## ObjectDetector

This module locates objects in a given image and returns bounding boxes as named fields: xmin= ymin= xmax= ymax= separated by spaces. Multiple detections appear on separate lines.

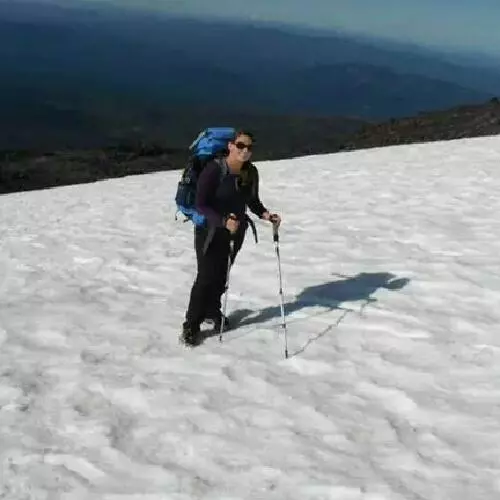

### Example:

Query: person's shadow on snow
xmin=225 ymin=272 xmax=410 ymax=354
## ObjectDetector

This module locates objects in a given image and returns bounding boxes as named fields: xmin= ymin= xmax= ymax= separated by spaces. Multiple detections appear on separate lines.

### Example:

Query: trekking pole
xmin=220 ymin=239 xmax=234 ymax=342
xmin=272 ymin=222 xmax=289 ymax=359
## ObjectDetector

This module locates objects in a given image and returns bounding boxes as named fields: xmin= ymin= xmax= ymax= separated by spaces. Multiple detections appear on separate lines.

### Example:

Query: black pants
xmin=185 ymin=225 xmax=245 ymax=327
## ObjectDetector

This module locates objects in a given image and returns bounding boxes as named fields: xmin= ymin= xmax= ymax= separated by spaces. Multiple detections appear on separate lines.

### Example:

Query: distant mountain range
xmin=0 ymin=0 xmax=499 ymax=151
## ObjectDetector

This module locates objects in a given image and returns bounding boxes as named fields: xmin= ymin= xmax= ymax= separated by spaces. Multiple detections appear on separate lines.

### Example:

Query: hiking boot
xmin=179 ymin=321 xmax=201 ymax=347
xmin=205 ymin=312 xmax=231 ymax=332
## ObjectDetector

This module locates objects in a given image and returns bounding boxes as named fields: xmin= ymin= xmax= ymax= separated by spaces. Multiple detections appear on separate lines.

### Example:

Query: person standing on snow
xmin=181 ymin=130 xmax=281 ymax=346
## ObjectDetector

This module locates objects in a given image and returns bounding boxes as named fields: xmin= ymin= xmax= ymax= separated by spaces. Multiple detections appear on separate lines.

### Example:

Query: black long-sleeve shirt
xmin=195 ymin=159 xmax=267 ymax=228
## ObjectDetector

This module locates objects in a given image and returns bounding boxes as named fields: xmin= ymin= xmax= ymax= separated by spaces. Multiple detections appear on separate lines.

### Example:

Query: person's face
xmin=228 ymin=134 xmax=253 ymax=163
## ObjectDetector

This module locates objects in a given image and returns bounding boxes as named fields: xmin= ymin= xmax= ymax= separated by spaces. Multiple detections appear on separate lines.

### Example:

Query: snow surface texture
xmin=1 ymin=135 xmax=500 ymax=499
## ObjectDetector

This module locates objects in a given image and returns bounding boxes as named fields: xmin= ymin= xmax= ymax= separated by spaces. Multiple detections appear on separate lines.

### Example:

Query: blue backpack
xmin=175 ymin=127 xmax=235 ymax=226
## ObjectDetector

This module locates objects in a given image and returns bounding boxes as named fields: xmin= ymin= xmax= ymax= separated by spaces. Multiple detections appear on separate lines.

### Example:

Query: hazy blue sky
xmin=59 ymin=0 xmax=500 ymax=57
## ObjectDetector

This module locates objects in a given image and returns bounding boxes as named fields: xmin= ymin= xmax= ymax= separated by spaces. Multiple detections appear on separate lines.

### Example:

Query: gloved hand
xmin=268 ymin=213 xmax=281 ymax=228
xmin=225 ymin=213 xmax=239 ymax=234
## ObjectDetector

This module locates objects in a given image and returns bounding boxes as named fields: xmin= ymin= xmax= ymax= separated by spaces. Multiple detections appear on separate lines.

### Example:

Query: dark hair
xmin=231 ymin=129 xmax=255 ymax=143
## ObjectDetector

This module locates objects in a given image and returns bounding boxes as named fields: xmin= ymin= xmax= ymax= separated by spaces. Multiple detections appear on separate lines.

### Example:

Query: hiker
xmin=181 ymin=130 xmax=281 ymax=345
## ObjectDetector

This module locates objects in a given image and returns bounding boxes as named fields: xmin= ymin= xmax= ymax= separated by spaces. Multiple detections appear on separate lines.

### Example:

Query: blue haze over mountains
xmin=1 ymin=0 xmax=499 ymax=149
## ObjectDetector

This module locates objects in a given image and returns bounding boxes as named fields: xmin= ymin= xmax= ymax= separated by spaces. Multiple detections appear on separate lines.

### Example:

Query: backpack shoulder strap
xmin=213 ymin=157 xmax=229 ymax=183
xmin=200 ymin=158 xmax=230 ymax=255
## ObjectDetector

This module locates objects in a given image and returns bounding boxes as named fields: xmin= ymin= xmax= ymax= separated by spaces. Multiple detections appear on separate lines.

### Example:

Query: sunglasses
xmin=234 ymin=141 xmax=253 ymax=151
